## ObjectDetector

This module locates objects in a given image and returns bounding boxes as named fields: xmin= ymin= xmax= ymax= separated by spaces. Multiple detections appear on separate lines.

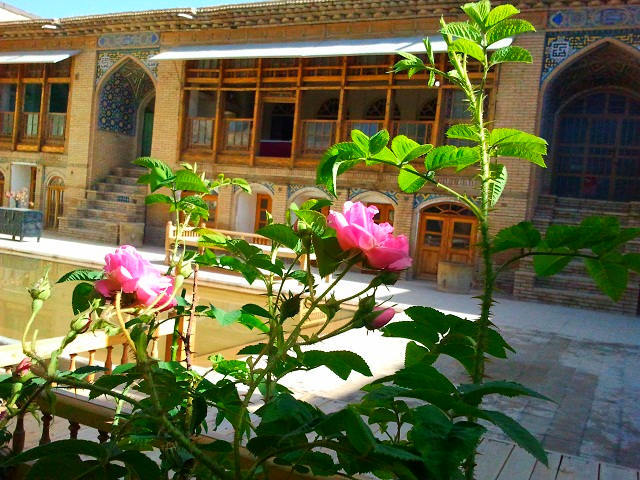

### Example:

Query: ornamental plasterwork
xmin=541 ymin=29 xmax=640 ymax=82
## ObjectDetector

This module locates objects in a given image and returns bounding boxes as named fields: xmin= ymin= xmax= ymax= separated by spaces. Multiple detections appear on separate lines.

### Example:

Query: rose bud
xmin=366 ymin=306 xmax=396 ymax=330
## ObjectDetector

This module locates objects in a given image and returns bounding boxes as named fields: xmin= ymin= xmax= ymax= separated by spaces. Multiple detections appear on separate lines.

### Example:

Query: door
xmin=417 ymin=204 xmax=477 ymax=278
xmin=141 ymin=111 xmax=154 ymax=157
xmin=254 ymin=194 xmax=272 ymax=231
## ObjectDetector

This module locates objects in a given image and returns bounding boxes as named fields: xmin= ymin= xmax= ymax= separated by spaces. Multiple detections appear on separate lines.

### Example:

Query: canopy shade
xmin=0 ymin=50 xmax=80 ymax=64
xmin=150 ymin=36 xmax=512 ymax=61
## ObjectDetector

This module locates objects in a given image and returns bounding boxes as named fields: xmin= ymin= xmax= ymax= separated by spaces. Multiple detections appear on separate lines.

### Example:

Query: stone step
xmin=95 ymin=182 xmax=147 ymax=195
xmin=112 ymin=166 xmax=148 ymax=178
xmin=93 ymin=190 xmax=146 ymax=205
xmin=58 ymin=219 xmax=118 ymax=245
xmin=66 ymin=206 xmax=141 ymax=224
xmin=84 ymin=198 xmax=145 ymax=216
xmin=104 ymin=175 xmax=140 ymax=186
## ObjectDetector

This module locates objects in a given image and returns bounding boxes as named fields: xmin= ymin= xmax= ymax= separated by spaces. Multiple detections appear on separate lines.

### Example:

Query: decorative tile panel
xmin=347 ymin=189 xmax=399 ymax=204
xmin=97 ymin=32 xmax=160 ymax=49
xmin=98 ymin=71 xmax=136 ymax=136
xmin=541 ymin=29 xmax=640 ymax=82
xmin=96 ymin=48 xmax=159 ymax=83
xmin=548 ymin=7 xmax=640 ymax=29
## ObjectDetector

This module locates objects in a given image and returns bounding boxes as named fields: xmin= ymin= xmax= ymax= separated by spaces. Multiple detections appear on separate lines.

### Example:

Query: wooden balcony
xmin=392 ymin=120 xmax=434 ymax=145
xmin=45 ymin=112 xmax=66 ymax=144
xmin=301 ymin=119 xmax=336 ymax=156
xmin=185 ymin=116 xmax=214 ymax=150
xmin=19 ymin=112 xmax=39 ymax=143
xmin=0 ymin=111 xmax=13 ymax=140
xmin=343 ymin=120 xmax=383 ymax=139
xmin=222 ymin=118 xmax=252 ymax=152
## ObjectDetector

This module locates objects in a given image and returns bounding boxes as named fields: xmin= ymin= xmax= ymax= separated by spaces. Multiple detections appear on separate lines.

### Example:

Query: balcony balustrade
xmin=301 ymin=119 xmax=336 ymax=156
xmin=0 ymin=111 xmax=13 ymax=139
xmin=45 ymin=113 xmax=66 ymax=144
xmin=186 ymin=116 xmax=214 ymax=150
xmin=223 ymin=118 xmax=252 ymax=151
xmin=20 ymin=112 xmax=39 ymax=142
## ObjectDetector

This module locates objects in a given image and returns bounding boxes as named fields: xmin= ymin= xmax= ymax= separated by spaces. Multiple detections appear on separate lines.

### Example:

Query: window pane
xmin=451 ymin=237 xmax=470 ymax=249
xmin=453 ymin=222 xmax=472 ymax=235
xmin=0 ymin=84 xmax=16 ymax=111
xmin=424 ymin=234 xmax=441 ymax=246
xmin=187 ymin=90 xmax=216 ymax=118
xmin=426 ymin=219 xmax=442 ymax=232
xmin=23 ymin=84 xmax=42 ymax=113
xmin=49 ymin=84 xmax=69 ymax=113
xmin=589 ymin=119 xmax=617 ymax=145
xmin=585 ymin=93 xmax=606 ymax=114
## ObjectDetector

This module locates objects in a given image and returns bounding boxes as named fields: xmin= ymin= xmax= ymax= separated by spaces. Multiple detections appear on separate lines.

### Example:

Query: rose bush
xmin=328 ymin=201 xmax=412 ymax=271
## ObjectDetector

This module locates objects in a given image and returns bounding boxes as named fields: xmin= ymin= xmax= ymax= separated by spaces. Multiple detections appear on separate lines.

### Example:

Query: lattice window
xmin=317 ymin=98 xmax=339 ymax=119
xmin=423 ymin=203 xmax=474 ymax=216
xmin=553 ymin=90 xmax=640 ymax=201
xmin=364 ymin=98 xmax=400 ymax=120
xmin=419 ymin=98 xmax=437 ymax=120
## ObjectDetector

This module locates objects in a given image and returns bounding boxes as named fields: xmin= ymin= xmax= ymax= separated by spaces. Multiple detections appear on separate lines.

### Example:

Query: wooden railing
xmin=301 ymin=119 xmax=336 ymax=156
xmin=20 ymin=112 xmax=39 ymax=141
xmin=185 ymin=116 xmax=214 ymax=150
xmin=0 ymin=319 xmax=177 ymax=455
xmin=0 ymin=111 xmax=13 ymax=138
xmin=185 ymin=66 xmax=221 ymax=83
xmin=222 ymin=118 xmax=252 ymax=151
xmin=45 ymin=113 xmax=66 ymax=143
xmin=262 ymin=66 xmax=299 ymax=82
xmin=343 ymin=120 xmax=383 ymax=139
xmin=392 ymin=120 xmax=434 ymax=145
xmin=165 ymin=221 xmax=312 ymax=269
xmin=346 ymin=63 xmax=390 ymax=79
xmin=302 ymin=65 xmax=342 ymax=81
xmin=224 ymin=67 xmax=258 ymax=83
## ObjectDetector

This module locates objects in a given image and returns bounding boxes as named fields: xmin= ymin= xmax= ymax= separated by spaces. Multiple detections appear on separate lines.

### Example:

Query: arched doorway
xmin=91 ymin=58 xmax=155 ymax=183
xmin=416 ymin=202 xmax=477 ymax=278
xmin=44 ymin=176 xmax=64 ymax=229
xmin=540 ymin=40 xmax=640 ymax=201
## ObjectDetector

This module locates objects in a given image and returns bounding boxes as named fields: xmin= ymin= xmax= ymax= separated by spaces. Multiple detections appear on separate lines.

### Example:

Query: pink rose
xmin=95 ymin=245 xmax=176 ymax=309
xmin=327 ymin=201 xmax=412 ymax=271
xmin=367 ymin=306 xmax=396 ymax=330
xmin=13 ymin=357 xmax=32 ymax=377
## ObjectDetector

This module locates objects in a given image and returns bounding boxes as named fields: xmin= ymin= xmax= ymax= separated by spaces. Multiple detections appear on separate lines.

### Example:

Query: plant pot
xmin=437 ymin=261 xmax=473 ymax=294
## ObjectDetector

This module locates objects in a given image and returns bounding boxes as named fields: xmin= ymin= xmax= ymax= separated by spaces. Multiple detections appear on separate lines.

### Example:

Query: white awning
xmin=150 ymin=36 xmax=512 ymax=61
xmin=0 ymin=50 xmax=80 ymax=64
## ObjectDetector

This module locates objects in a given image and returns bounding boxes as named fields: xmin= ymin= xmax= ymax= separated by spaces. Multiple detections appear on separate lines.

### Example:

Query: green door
xmin=141 ymin=111 xmax=154 ymax=157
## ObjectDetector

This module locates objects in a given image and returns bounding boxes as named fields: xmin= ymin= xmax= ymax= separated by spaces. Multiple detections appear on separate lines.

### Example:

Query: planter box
xmin=437 ymin=261 xmax=473 ymax=294
xmin=0 ymin=207 xmax=43 ymax=241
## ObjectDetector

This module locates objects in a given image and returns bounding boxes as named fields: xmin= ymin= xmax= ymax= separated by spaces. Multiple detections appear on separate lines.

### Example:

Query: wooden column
xmin=383 ymin=55 xmax=394 ymax=133
xmin=335 ymin=56 xmax=348 ymax=143
xmin=37 ymin=67 xmax=48 ymax=149
xmin=11 ymin=65 xmax=23 ymax=150
xmin=249 ymin=58 xmax=263 ymax=166
xmin=431 ymin=88 xmax=445 ymax=145
xmin=211 ymin=60 xmax=224 ymax=163
xmin=289 ymin=59 xmax=304 ymax=167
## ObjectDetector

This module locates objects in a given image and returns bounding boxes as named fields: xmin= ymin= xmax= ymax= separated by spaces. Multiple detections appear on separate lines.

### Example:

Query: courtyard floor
xmin=1 ymin=232 xmax=639 ymax=471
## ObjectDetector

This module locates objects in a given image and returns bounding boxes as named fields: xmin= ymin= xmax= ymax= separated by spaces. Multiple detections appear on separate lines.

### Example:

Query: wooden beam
xmin=432 ymin=87 xmax=444 ymax=145
xmin=289 ymin=59 xmax=304 ymax=167
xmin=11 ymin=65 xmax=23 ymax=150
xmin=211 ymin=60 xmax=225 ymax=163
xmin=249 ymin=58 xmax=263 ymax=166
xmin=37 ymin=66 xmax=49 ymax=150
xmin=335 ymin=56 xmax=348 ymax=143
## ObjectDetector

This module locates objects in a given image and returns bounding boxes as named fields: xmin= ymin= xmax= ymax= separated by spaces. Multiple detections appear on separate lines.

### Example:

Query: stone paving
xmin=1 ymin=233 xmax=640 ymax=469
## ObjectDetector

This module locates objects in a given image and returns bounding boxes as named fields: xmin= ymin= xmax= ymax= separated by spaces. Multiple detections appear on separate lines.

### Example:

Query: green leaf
xmin=487 ymin=163 xmax=507 ymax=207
xmin=490 ymin=128 xmax=547 ymax=147
xmin=480 ymin=410 xmax=548 ymax=465
xmin=206 ymin=306 xmax=242 ymax=326
xmin=256 ymin=224 xmax=302 ymax=252
xmin=623 ymin=253 xmax=640 ymax=274
xmin=461 ymin=0 xmax=491 ymax=29
xmin=487 ymin=4 xmax=520 ymax=26
xmin=343 ymin=406 xmax=377 ymax=455
xmin=440 ymin=21 xmax=482 ymax=42
xmin=459 ymin=381 xmax=551 ymax=405
xmin=316 ymin=142 xmax=365 ymax=196
xmin=174 ymin=169 xmax=208 ymax=193
xmin=398 ymin=166 xmax=427 ymax=193
xmin=134 ymin=157 xmax=175 ymax=192
xmin=90 ymin=375 xmax=129 ymax=399
xmin=303 ymin=350 xmax=372 ymax=380
xmin=369 ymin=130 xmax=390 ymax=154
xmin=144 ymin=193 xmax=173 ymax=206
xmin=351 ymin=129 xmax=370 ymax=155
xmin=57 ymin=269 xmax=103 ymax=284
xmin=490 ymin=128 xmax=547 ymax=167
xmin=3 ymin=439 xmax=108 ymax=466
xmin=446 ymin=124 xmax=479 ymax=142
xmin=425 ymin=145 xmax=479 ymax=171
xmin=533 ymin=247 xmax=573 ymax=277
xmin=495 ymin=143 xmax=547 ymax=167
xmin=72 ymin=282 xmax=96 ymax=314
xmin=492 ymin=222 xmax=541 ymax=253
xmin=487 ymin=19 xmax=536 ymax=45
xmin=584 ymin=258 xmax=628 ymax=301
xmin=450 ymin=38 xmax=485 ymax=62
xmin=490 ymin=45 xmax=533 ymax=66
xmin=391 ymin=135 xmax=419 ymax=162
xmin=242 ymin=303 xmax=272 ymax=318
xmin=116 ymin=450 xmax=162 ymax=480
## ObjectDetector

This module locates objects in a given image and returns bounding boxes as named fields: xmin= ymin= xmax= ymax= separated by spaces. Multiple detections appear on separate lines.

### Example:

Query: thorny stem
xmin=115 ymin=292 xmax=137 ymax=353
